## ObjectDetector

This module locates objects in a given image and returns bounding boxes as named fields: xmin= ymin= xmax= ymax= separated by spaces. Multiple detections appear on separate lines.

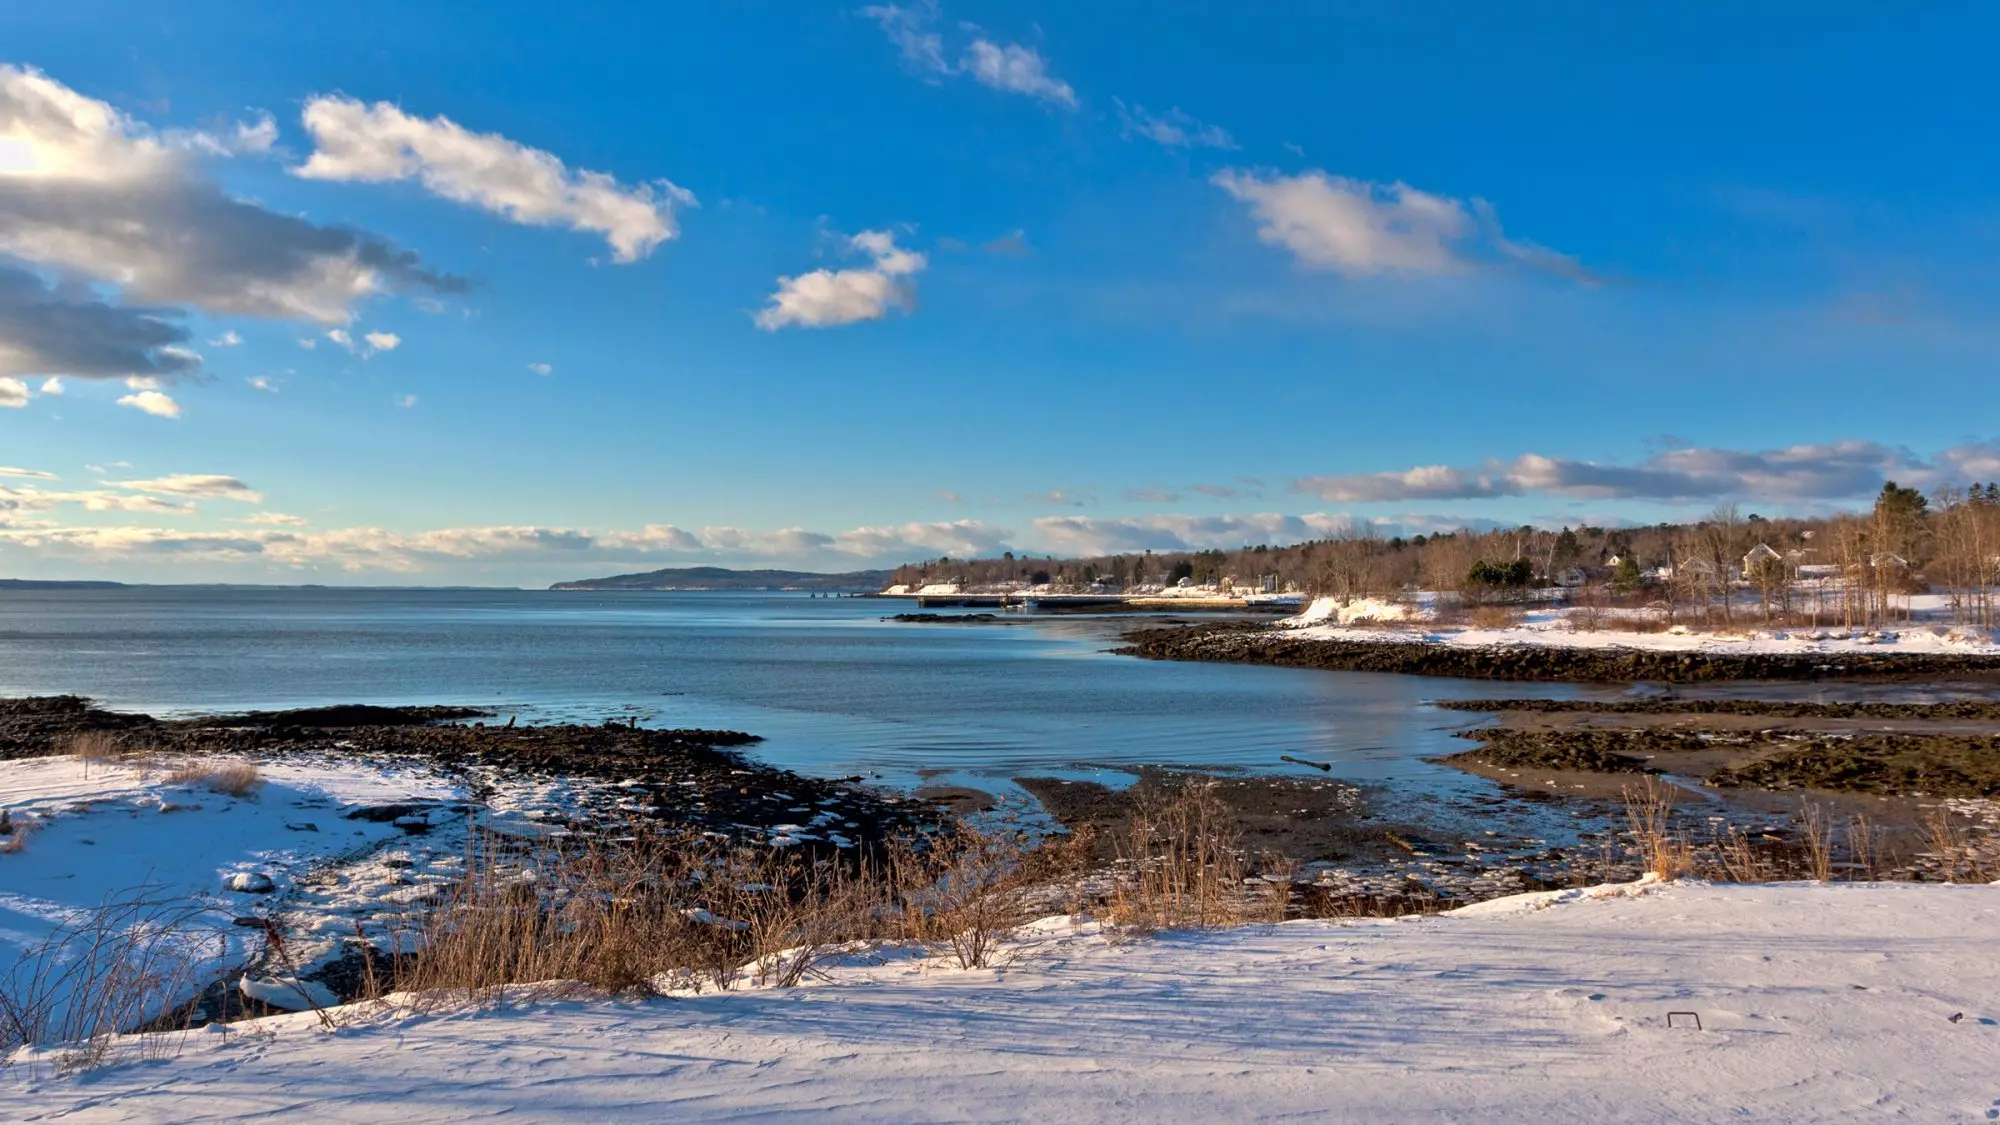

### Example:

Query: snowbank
xmin=5 ymin=880 xmax=1996 ymax=1121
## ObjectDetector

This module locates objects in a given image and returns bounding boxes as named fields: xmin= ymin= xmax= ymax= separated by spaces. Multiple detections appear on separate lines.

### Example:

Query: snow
xmin=5 ymin=879 xmax=1997 ymax=1121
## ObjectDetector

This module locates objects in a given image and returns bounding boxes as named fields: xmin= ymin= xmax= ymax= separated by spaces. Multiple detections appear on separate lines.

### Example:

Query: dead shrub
xmin=1468 ymin=605 xmax=1524 ymax=630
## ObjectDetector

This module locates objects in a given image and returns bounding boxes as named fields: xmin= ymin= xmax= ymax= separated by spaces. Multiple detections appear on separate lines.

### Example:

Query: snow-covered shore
xmin=1280 ymin=595 xmax=2000 ymax=657
xmin=4 ymin=879 xmax=1997 ymax=1122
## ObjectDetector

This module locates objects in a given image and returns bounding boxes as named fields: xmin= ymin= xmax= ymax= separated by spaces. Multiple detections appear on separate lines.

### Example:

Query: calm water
xmin=0 ymin=588 xmax=1608 ymax=800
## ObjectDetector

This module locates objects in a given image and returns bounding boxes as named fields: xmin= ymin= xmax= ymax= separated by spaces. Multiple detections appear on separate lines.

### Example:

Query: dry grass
xmin=1104 ymin=783 xmax=1264 ymax=932
xmin=1796 ymin=801 xmax=1835 ymax=881
xmin=162 ymin=760 xmax=263 ymax=798
xmin=1621 ymin=778 xmax=1693 ymax=880
xmin=371 ymin=820 xmax=1102 ymax=1003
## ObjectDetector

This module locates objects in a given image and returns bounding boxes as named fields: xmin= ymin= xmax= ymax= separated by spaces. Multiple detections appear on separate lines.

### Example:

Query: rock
xmin=226 ymin=871 xmax=275 ymax=894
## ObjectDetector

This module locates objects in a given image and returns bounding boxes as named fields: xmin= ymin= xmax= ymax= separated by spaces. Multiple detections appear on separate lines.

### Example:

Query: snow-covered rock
xmin=238 ymin=974 xmax=337 ymax=1012
xmin=225 ymin=871 xmax=275 ymax=894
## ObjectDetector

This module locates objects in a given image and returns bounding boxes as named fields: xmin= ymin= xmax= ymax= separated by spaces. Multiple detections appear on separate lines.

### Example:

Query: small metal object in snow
xmin=1666 ymin=1011 xmax=1702 ymax=1030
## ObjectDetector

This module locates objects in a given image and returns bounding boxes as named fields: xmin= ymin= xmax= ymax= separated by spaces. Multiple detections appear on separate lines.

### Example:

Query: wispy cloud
xmin=1115 ymin=100 xmax=1236 ymax=149
xmin=861 ymin=4 xmax=1077 ymax=108
xmin=1213 ymin=168 xmax=1590 ymax=282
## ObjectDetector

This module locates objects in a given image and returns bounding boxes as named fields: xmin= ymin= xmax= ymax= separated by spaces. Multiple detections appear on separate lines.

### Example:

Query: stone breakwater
xmin=1114 ymin=623 xmax=2000 ymax=683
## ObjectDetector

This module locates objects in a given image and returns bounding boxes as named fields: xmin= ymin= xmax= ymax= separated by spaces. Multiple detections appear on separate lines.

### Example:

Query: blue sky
xmin=2 ymin=1 xmax=1997 ymax=584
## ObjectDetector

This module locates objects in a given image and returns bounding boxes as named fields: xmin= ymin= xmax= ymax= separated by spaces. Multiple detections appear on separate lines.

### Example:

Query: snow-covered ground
xmin=0 ymin=755 xmax=475 ymax=1031
xmin=1281 ymin=594 xmax=2000 ymax=656
xmin=4 ymin=879 xmax=1997 ymax=1121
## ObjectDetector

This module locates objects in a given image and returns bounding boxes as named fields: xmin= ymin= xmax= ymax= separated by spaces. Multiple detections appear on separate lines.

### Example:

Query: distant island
xmin=551 ymin=566 xmax=893 ymax=592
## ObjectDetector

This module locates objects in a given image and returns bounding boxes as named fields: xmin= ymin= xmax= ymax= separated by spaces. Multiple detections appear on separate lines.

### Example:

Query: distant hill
xmin=551 ymin=566 xmax=892 ymax=592
xmin=0 ymin=579 xmax=126 ymax=590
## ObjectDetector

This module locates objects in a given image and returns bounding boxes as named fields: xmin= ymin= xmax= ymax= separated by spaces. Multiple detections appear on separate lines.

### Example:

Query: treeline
xmin=888 ymin=482 xmax=2000 ymax=629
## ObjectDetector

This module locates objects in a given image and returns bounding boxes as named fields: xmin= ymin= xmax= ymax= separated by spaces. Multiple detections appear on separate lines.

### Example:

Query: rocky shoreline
xmin=0 ymin=696 xmax=939 ymax=852
xmin=1116 ymin=622 xmax=2000 ymax=683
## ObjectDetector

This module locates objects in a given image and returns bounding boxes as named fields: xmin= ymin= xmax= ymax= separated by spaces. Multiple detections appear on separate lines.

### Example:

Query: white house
xmin=1554 ymin=566 xmax=1588 ymax=588
xmin=1741 ymin=543 xmax=1783 ymax=578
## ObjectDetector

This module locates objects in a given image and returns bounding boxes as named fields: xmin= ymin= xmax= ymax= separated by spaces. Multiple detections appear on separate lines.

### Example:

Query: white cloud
xmin=1292 ymin=441 xmax=1999 ymax=505
xmin=395 ymin=393 xmax=417 ymax=408
xmin=0 ymin=66 xmax=462 ymax=326
xmin=38 ymin=376 xmax=62 ymax=395
xmin=323 ymin=327 xmax=398 ymax=357
xmin=1212 ymin=168 xmax=1587 ymax=281
xmin=861 ymin=5 xmax=1075 ymax=107
xmin=526 ymin=362 xmax=552 ymax=376
xmin=295 ymin=96 xmax=694 ymax=262
xmin=0 ymin=465 xmax=56 ymax=479
xmin=297 ymin=337 xmax=317 ymax=349
xmin=756 ymin=229 xmax=927 ymax=330
xmin=209 ymin=330 xmax=243 ymax=347
xmin=246 ymin=375 xmax=277 ymax=392
xmin=241 ymin=511 xmax=307 ymax=526
xmin=116 ymin=389 xmax=180 ymax=418
xmin=170 ymin=111 xmax=279 ymax=156
xmin=961 ymin=40 xmax=1076 ymax=107
xmin=0 ymin=376 xmax=26 ymax=408
xmin=117 ymin=473 xmax=262 ymax=502
xmin=1116 ymin=100 xmax=1234 ymax=149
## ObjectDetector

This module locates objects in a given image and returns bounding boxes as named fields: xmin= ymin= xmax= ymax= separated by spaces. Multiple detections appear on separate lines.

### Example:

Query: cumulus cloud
xmin=526 ymin=362 xmax=552 ymax=376
xmin=117 ymin=473 xmax=262 ymax=502
xmin=0 ymin=66 xmax=464 ymax=326
xmin=755 ymin=229 xmax=927 ymax=330
xmin=246 ymin=375 xmax=276 ymax=392
xmin=1115 ymin=100 xmax=1235 ymax=149
xmin=0 ymin=376 xmax=26 ymax=407
xmin=363 ymin=330 xmax=399 ymax=352
xmin=116 ymin=389 xmax=180 ymax=417
xmin=38 ymin=376 xmax=61 ymax=395
xmin=1293 ymin=441 xmax=2000 ymax=505
xmin=295 ymin=96 xmax=694 ymax=262
xmin=861 ymin=4 xmax=1076 ymax=107
xmin=1212 ymin=168 xmax=1587 ymax=281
